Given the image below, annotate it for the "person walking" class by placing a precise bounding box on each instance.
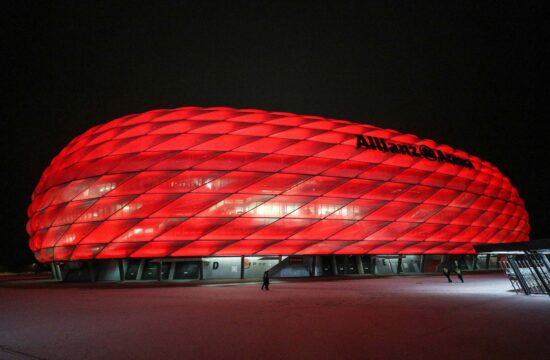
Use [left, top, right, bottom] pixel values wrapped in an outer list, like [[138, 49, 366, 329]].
[[442, 264, 452, 282], [261, 271, 270, 290], [453, 260, 464, 283]]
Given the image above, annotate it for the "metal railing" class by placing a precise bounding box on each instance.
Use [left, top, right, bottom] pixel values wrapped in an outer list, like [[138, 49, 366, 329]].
[[500, 253, 550, 296]]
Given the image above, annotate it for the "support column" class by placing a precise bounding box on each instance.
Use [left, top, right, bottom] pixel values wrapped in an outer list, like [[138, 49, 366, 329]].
[[397, 256, 403, 274], [158, 260, 163, 281], [240, 256, 245, 279], [118, 259, 125, 281], [343, 256, 349, 275], [50, 262, 59, 280], [199, 260, 204, 280], [136, 260, 145, 280], [356, 256, 364, 275], [55, 262, 63, 280], [311, 256, 316, 277], [168, 262, 176, 280], [331, 255, 338, 276]]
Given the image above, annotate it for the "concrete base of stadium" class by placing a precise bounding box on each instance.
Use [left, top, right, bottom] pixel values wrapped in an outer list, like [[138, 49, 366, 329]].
[[49, 254, 502, 282]]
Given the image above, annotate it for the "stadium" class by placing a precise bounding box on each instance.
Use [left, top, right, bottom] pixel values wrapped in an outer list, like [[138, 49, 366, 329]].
[[27, 107, 529, 281]]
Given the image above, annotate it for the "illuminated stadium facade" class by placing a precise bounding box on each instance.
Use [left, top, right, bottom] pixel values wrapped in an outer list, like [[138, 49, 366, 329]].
[[27, 107, 529, 281]]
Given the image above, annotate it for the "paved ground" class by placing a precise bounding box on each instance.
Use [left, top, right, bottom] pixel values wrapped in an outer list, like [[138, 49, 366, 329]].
[[1, 273, 549, 360]]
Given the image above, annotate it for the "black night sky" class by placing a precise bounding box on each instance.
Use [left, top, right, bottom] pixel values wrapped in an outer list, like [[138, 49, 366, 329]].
[[2, 1, 549, 268]]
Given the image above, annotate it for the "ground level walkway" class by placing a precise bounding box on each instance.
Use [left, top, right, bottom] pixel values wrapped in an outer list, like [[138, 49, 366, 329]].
[[1, 273, 549, 359]]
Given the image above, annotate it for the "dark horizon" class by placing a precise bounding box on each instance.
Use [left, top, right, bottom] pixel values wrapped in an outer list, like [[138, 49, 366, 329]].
[[2, 0, 549, 268]]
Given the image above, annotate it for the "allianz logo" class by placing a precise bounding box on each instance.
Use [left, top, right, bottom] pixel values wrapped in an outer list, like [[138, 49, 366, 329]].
[[356, 135, 475, 169]]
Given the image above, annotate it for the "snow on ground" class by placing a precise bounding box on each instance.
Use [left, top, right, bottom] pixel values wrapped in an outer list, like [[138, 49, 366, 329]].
[[1, 273, 549, 360]]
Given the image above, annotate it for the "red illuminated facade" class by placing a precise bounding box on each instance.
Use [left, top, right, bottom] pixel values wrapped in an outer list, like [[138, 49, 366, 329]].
[[27, 106, 530, 264]]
